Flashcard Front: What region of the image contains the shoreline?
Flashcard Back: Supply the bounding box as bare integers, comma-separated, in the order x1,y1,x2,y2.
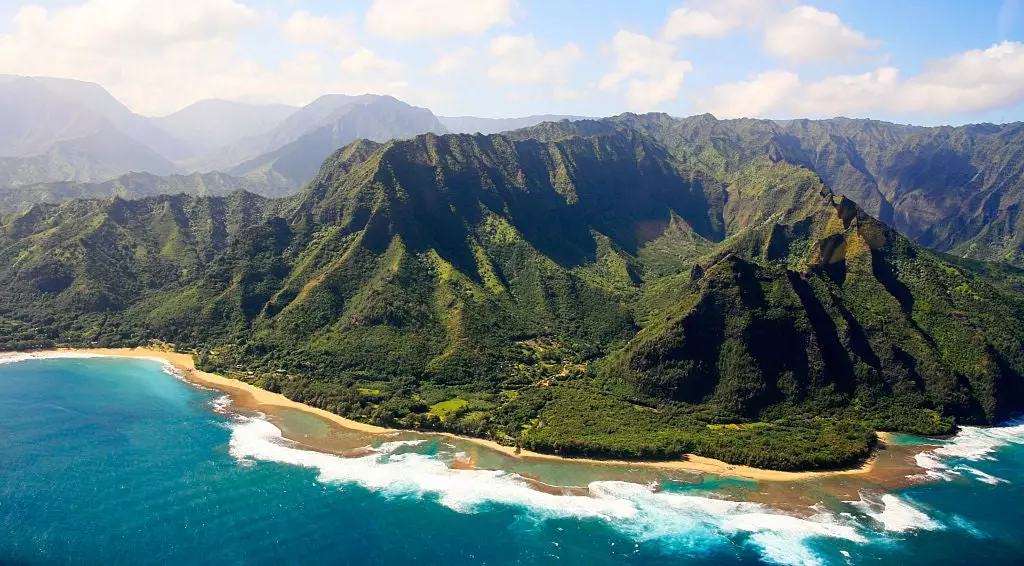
5,347,883,482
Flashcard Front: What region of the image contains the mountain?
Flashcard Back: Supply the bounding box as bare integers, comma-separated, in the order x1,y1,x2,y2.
0,78,108,157
192,95,447,175
31,77,195,162
0,124,180,187
154,100,298,154
439,114,587,134
3,122,1024,471
223,95,448,190
594,114,1024,267
0,78,182,185
0,171,294,214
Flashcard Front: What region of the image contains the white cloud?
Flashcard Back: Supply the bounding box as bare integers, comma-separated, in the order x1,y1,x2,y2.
0,0,336,115
366,0,514,41
896,41,1024,113
663,0,786,40
697,42,1024,118
487,34,582,86
340,48,403,74
600,31,692,111
762,6,880,63
663,6,741,39
663,2,877,64
697,71,801,118
7,0,256,51
431,47,475,75
284,10,356,51
335,48,408,95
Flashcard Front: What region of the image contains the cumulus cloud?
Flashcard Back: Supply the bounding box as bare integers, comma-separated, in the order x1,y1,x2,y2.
284,10,356,51
487,34,582,85
763,6,881,63
663,0,780,40
431,47,476,75
366,0,514,41
0,0,335,115
599,31,692,111
663,1,877,64
334,48,409,95
697,71,801,118
697,42,1024,118
663,7,739,39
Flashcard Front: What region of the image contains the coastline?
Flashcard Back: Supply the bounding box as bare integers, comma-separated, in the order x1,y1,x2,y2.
5,347,883,482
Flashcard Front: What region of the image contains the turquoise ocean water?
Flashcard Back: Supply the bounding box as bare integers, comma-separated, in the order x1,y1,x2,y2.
2,355,1023,565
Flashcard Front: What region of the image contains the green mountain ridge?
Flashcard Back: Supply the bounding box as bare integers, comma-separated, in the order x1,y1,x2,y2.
2,123,1024,471
523,114,1024,267
0,171,294,213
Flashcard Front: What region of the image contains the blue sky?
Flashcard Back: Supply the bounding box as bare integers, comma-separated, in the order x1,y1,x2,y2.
0,0,1021,124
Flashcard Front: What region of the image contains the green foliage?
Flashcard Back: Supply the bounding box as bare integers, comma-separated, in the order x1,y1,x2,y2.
2,120,1023,471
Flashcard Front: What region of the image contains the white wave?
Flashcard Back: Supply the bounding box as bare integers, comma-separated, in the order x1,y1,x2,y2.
949,515,987,538
371,439,429,453
849,493,942,533
211,395,233,415
961,466,1009,486
932,421,1024,462
913,452,960,481
912,421,1024,485
229,416,872,566
0,352,109,365
0,351,216,393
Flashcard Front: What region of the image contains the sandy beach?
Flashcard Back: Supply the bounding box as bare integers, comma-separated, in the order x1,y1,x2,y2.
5,347,883,482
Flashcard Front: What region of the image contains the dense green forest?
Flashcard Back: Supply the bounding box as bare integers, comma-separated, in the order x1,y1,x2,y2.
2,118,1024,471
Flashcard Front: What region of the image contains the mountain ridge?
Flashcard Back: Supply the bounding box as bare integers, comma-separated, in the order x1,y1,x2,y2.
154,100,299,154
3,124,1023,470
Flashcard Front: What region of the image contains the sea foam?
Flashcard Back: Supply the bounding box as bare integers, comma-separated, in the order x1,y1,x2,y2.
0,352,109,365
228,415,879,566
849,493,943,533
912,420,1024,485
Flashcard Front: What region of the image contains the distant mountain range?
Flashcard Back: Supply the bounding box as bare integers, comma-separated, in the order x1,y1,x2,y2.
0,78,571,199
1,76,1023,271
153,100,299,154
216,94,448,191
0,171,295,214
438,114,587,134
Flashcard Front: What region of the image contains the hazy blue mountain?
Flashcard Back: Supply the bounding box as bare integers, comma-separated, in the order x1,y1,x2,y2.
439,114,587,134
154,100,298,154
191,94,446,174
0,127,181,187
224,95,448,190
0,170,294,213
32,77,194,161
0,78,181,186
0,78,108,157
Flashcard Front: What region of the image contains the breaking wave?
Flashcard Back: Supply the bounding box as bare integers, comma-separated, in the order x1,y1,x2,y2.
0,352,110,365
913,420,1024,485
226,415,947,566
848,493,943,533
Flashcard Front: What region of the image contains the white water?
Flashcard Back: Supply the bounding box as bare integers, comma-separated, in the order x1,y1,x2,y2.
0,352,110,364
229,414,940,566
849,494,943,533
912,420,1024,485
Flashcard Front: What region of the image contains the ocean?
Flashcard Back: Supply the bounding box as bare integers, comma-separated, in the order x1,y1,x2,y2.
1,355,1022,566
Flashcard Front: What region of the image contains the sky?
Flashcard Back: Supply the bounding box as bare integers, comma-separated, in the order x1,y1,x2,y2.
0,0,1021,124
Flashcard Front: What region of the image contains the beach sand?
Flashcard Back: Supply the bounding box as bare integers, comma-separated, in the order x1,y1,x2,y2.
7,347,884,482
